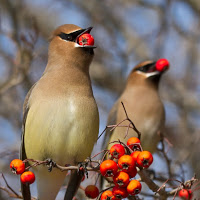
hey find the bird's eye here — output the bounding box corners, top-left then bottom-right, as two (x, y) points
(136, 63), (156, 73)
(58, 33), (74, 41)
(139, 66), (145, 72)
(66, 35), (73, 41)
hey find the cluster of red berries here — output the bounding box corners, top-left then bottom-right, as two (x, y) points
(178, 189), (193, 200)
(10, 159), (35, 185)
(84, 137), (153, 199)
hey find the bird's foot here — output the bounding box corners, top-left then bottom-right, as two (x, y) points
(45, 158), (56, 172)
(77, 158), (91, 178)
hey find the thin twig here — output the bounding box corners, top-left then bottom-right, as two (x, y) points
(121, 102), (141, 139)
(1, 173), (20, 197)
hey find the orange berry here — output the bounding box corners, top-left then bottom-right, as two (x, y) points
(136, 151), (153, 168)
(118, 155), (136, 173)
(130, 151), (141, 162)
(113, 171), (130, 187)
(127, 180), (142, 195)
(100, 160), (118, 177)
(127, 137), (141, 151)
(10, 159), (25, 175)
(85, 185), (99, 199)
(101, 190), (114, 200)
(112, 186), (128, 199)
(110, 144), (125, 159)
(20, 171), (35, 184)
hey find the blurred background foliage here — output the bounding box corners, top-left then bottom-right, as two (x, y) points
(0, 0), (199, 199)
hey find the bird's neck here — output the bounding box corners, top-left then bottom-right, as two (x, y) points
(46, 53), (91, 73)
(42, 56), (93, 92)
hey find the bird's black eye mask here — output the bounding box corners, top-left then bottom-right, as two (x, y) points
(58, 29), (85, 42)
(58, 28), (92, 43)
(135, 62), (156, 73)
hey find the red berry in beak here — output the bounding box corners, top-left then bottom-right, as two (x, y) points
(78, 33), (94, 46)
(155, 58), (170, 72)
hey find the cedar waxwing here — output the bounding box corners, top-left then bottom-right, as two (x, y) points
(103, 59), (169, 154)
(20, 24), (99, 200)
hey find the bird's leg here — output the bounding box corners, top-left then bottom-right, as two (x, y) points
(77, 161), (88, 178)
(45, 158), (56, 172)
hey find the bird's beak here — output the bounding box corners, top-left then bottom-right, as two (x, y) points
(75, 27), (96, 48)
(146, 61), (168, 78)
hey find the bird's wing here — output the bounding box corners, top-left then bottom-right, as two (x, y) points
(102, 100), (119, 151)
(20, 84), (36, 200)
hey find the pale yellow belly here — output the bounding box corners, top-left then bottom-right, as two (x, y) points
(24, 97), (99, 166)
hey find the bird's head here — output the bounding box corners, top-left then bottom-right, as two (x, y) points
(127, 59), (170, 88)
(48, 24), (96, 68)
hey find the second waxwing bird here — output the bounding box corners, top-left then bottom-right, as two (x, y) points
(103, 59), (169, 155)
(20, 24), (99, 200)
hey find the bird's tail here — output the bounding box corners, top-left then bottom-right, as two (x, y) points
(64, 170), (84, 200)
(35, 166), (66, 200)
(21, 178), (31, 200)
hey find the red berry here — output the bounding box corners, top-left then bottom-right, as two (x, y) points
(113, 171), (130, 187)
(20, 171), (35, 184)
(118, 155), (136, 173)
(128, 167), (137, 178)
(100, 160), (118, 177)
(178, 189), (190, 199)
(130, 151), (141, 163)
(112, 186), (128, 199)
(155, 58), (170, 72)
(85, 185), (99, 199)
(110, 144), (125, 159)
(127, 180), (142, 196)
(136, 151), (153, 168)
(188, 189), (193, 199)
(10, 159), (25, 175)
(78, 33), (94, 46)
(101, 190), (114, 200)
(127, 137), (141, 151)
